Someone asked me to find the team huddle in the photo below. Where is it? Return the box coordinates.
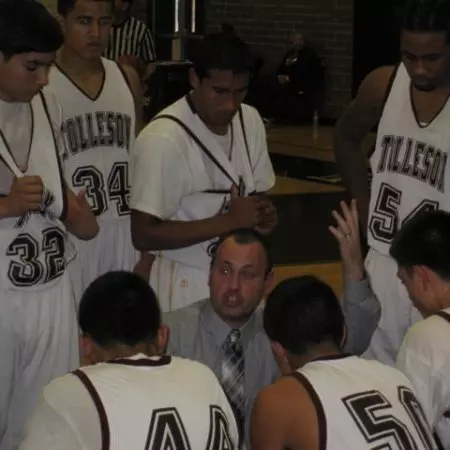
[0,0,449,449]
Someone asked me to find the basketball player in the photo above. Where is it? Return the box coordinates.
[130,32,277,311]
[20,271,239,449]
[251,276,437,450]
[0,1,99,448]
[48,0,152,303]
[390,210,450,447]
[333,0,450,366]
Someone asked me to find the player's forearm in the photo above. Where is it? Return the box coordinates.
[333,136,370,228]
[64,191,99,240]
[0,197,16,219]
[65,210,98,240]
[131,212,236,251]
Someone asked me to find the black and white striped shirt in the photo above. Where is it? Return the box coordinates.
[104,16,156,64]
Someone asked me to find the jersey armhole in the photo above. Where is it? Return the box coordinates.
[72,369,110,450]
[434,310,450,323]
[116,63,134,101]
[38,91,68,222]
[290,372,327,450]
[367,63,401,159]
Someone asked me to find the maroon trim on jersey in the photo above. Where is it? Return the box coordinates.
[38,91,68,222]
[434,310,450,323]
[116,62,134,105]
[72,369,110,450]
[309,353,351,363]
[410,82,450,130]
[106,355,172,367]
[54,61,106,102]
[367,63,400,160]
[290,372,327,450]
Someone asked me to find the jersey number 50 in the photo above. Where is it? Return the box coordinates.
[369,182,439,243]
[343,387,435,449]
[72,162,130,217]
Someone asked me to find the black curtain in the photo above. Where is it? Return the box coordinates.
[352,0,405,95]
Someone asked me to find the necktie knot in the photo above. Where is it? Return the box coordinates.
[225,329,242,354]
[229,328,241,343]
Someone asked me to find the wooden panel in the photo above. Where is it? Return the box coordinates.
[267,125,376,162]
[270,177,344,196]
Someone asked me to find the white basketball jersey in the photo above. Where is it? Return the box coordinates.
[368,63,450,255]
[73,355,239,450]
[296,355,436,449]
[0,92,68,291]
[48,58,135,222]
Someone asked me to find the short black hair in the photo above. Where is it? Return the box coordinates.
[390,209,450,281]
[190,32,255,80]
[209,228,273,276]
[0,0,63,58]
[402,0,450,42]
[58,0,115,17]
[79,271,161,348]
[264,276,345,356]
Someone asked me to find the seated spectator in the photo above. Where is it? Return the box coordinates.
[251,275,436,450]
[20,272,239,449]
[265,32,324,123]
[391,210,450,448]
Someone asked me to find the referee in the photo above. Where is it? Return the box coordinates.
[105,0,156,80]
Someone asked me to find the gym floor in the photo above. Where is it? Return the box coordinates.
[267,125,374,296]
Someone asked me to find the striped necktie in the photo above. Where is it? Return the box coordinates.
[221,329,245,438]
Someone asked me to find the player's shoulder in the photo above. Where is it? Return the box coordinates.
[256,373,315,414]
[38,89,63,125]
[404,311,450,349]
[358,65,399,99]
[40,370,91,407]
[137,97,192,143]
[239,102,264,128]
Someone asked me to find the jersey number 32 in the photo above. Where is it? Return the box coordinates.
[7,227,65,287]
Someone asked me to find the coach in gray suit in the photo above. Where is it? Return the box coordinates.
[163,201,380,447]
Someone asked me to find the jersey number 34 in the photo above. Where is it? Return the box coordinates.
[72,162,130,216]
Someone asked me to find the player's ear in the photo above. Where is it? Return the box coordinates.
[263,269,274,298]
[155,324,170,355]
[56,14,65,32]
[189,68,200,90]
[270,341,291,375]
[270,341,284,360]
[80,334,95,366]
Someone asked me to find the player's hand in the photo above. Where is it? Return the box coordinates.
[227,184,268,229]
[329,199,365,281]
[117,54,139,71]
[254,195,278,235]
[69,189,90,215]
[7,174,44,217]
[277,74,289,85]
